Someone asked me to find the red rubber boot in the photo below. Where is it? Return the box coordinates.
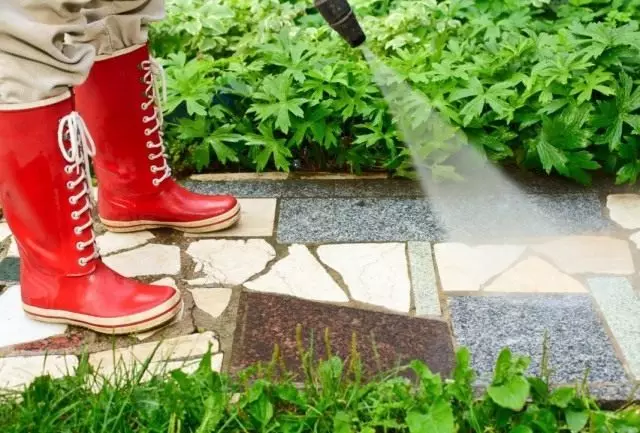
[74,44,240,233]
[0,93,182,334]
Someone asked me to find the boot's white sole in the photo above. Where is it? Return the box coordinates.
[23,291,183,335]
[100,203,241,233]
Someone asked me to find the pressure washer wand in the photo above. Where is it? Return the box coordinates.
[314,0,366,48]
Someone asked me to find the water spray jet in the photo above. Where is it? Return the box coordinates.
[314,0,366,48]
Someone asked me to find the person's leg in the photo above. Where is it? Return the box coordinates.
[0,0,94,104]
[0,0,182,334]
[73,0,241,234]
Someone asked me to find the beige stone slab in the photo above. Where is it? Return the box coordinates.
[317,243,410,312]
[184,199,276,238]
[532,236,634,275]
[485,257,587,293]
[186,239,275,286]
[245,245,349,303]
[97,231,155,256]
[102,244,181,277]
[607,194,640,229]
[0,222,10,244]
[189,288,232,318]
[189,172,289,181]
[434,243,525,292]
[89,332,219,377]
[7,237,19,257]
[0,355,78,389]
[159,352,223,375]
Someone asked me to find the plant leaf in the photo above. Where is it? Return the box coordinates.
[488,376,530,411]
[406,399,455,433]
[549,387,575,408]
[565,410,589,433]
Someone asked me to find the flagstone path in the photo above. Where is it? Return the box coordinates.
[1,175,639,403]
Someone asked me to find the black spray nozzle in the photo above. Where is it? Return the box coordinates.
[314,0,366,48]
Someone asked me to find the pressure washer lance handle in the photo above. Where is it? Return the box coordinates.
[314,0,366,48]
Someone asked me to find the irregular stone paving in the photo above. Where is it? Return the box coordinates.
[0,355,78,389]
[607,194,640,229]
[0,187,639,400]
[317,243,410,312]
[245,244,349,303]
[89,332,223,383]
[484,257,587,293]
[434,243,526,291]
[186,239,275,285]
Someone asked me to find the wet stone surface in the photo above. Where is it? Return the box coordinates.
[277,193,612,243]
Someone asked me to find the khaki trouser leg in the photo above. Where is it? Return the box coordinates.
[71,0,164,57]
[0,0,164,105]
[0,1,94,105]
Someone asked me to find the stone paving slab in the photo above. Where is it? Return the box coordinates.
[0,257,19,284]
[231,291,454,377]
[588,277,640,380]
[185,179,424,198]
[447,295,627,384]
[408,242,441,316]
[89,332,222,380]
[0,355,78,390]
[278,198,442,243]
[184,198,277,238]
[277,194,612,243]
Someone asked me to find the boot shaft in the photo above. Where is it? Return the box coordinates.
[75,44,169,198]
[0,93,99,276]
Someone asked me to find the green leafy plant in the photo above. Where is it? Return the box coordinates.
[1,337,639,432]
[149,0,640,185]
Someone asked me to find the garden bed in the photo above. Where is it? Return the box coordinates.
[152,0,640,185]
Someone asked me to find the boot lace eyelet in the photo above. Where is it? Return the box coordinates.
[144,129,151,136]
[150,166,157,173]
[67,182,74,190]
[64,166,73,174]
[152,179,160,186]
[74,227,82,235]
[71,212,79,220]
[76,242,84,251]
[68,197,77,205]
[78,258,87,266]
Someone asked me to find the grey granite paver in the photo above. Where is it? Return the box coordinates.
[408,242,441,316]
[184,179,423,198]
[448,295,627,384]
[588,277,640,379]
[277,193,611,243]
[277,198,441,243]
[0,257,19,283]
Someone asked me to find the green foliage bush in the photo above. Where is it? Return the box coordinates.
[150,0,640,184]
[1,343,639,432]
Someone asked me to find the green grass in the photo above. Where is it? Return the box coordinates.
[0,332,638,432]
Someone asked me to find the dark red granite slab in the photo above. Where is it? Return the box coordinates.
[231,292,455,377]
